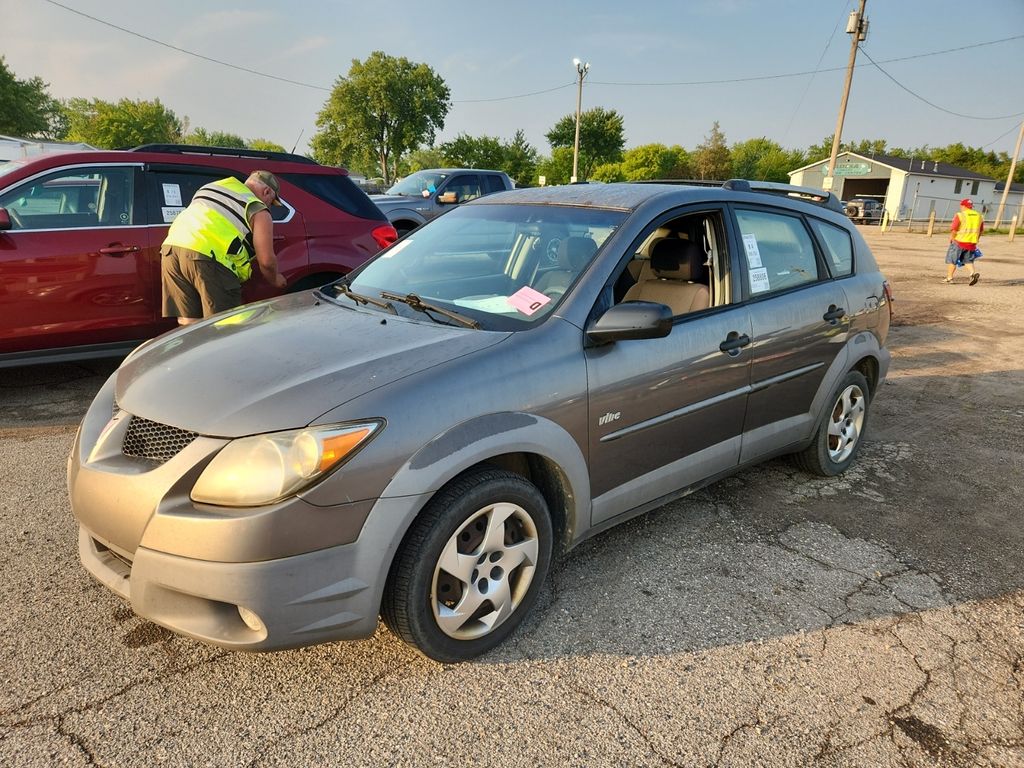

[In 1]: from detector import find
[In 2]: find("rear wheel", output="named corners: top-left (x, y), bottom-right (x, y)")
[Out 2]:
top-left (382, 468), bottom-right (552, 663)
top-left (793, 370), bottom-right (870, 476)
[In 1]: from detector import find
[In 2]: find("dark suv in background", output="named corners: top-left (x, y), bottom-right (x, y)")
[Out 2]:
top-left (370, 168), bottom-right (514, 235)
top-left (0, 145), bottom-right (397, 367)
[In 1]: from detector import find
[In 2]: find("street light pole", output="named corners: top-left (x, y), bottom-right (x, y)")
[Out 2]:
top-left (824, 0), bottom-right (868, 193)
top-left (572, 57), bottom-right (589, 183)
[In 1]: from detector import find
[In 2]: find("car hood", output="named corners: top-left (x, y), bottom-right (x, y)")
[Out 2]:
top-left (115, 293), bottom-right (509, 437)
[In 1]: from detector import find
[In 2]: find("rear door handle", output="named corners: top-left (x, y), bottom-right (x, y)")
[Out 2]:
top-left (98, 245), bottom-right (141, 256)
top-left (719, 331), bottom-right (751, 356)
top-left (823, 305), bottom-right (846, 324)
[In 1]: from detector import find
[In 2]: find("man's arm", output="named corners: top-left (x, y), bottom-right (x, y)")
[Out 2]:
top-left (950, 212), bottom-right (960, 242)
top-left (251, 209), bottom-right (286, 288)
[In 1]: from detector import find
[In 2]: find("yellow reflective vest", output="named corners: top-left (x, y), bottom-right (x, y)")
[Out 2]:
top-left (953, 208), bottom-right (982, 246)
top-left (163, 177), bottom-right (267, 281)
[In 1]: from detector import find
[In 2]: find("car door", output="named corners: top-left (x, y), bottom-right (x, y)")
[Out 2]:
top-left (144, 165), bottom-right (305, 303)
top-left (585, 206), bottom-right (752, 526)
top-left (729, 206), bottom-right (851, 463)
top-left (0, 163), bottom-right (162, 355)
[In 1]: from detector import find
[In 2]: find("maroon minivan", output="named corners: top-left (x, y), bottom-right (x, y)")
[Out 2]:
top-left (0, 145), bottom-right (397, 367)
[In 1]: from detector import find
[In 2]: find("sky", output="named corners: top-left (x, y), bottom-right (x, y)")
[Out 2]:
top-left (3, 0), bottom-right (1023, 164)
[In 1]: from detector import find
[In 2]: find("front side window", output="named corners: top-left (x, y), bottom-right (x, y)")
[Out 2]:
top-left (735, 209), bottom-right (820, 295)
top-left (0, 166), bottom-right (136, 230)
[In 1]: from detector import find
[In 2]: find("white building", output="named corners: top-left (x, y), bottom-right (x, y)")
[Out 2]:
top-left (788, 151), bottom-right (1021, 224)
top-left (0, 135), bottom-right (96, 162)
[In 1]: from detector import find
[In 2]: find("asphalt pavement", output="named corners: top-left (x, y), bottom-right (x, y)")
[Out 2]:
top-left (0, 229), bottom-right (1021, 767)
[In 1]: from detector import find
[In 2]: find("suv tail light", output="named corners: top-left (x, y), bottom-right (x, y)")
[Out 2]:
top-left (371, 224), bottom-right (399, 251)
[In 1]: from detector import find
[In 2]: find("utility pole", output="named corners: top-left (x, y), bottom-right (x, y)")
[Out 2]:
top-left (572, 58), bottom-right (589, 184)
top-left (993, 119), bottom-right (1023, 229)
top-left (824, 0), bottom-right (868, 193)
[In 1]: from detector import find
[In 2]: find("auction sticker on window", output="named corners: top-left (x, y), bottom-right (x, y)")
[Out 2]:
top-left (749, 268), bottom-right (771, 293)
top-left (161, 206), bottom-right (184, 223)
top-left (507, 286), bottom-right (551, 316)
top-left (742, 233), bottom-right (763, 268)
top-left (162, 183), bottom-right (183, 207)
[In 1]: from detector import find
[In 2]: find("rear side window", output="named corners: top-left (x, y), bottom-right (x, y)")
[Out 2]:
top-left (735, 209), bottom-right (820, 295)
top-left (281, 173), bottom-right (385, 221)
top-left (484, 175), bottom-right (507, 194)
top-left (809, 219), bottom-right (854, 277)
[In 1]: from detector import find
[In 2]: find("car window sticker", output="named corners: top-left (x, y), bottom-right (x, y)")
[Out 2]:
top-left (381, 239), bottom-right (413, 258)
top-left (749, 267), bottom-right (771, 293)
top-left (162, 183), bottom-right (183, 207)
top-left (507, 286), bottom-right (551, 316)
top-left (742, 232), bottom-right (763, 268)
top-left (162, 206), bottom-right (183, 223)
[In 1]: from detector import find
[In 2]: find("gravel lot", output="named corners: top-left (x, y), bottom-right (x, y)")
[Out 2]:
top-left (1, 227), bottom-right (1022, 767)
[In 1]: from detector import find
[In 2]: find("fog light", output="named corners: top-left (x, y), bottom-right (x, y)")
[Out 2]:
top-left (237, 606), bottom-right (266, 633)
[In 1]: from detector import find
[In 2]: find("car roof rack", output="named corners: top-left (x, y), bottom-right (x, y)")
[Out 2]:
top-left (722, 179), bottom-right (843, 212)
top-left (128, 144), bottom-right (319, 165)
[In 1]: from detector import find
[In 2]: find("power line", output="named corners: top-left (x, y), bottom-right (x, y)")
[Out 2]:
top-left (39, 0), bottom-right (1024, 112)
top-left (857, 46), bottom-right (1024, 120)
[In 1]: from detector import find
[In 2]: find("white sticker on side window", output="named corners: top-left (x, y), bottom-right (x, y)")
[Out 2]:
top-left (381, 239), bottom-right (412, 258)
top-left (162, 183), bottom-right (183, 206)
top-left (749, 267), bottom-right (771, 293)
top-left (162, 206), bottom-right (184, 223)
top-left (742, 233), bottom-right (762, 268)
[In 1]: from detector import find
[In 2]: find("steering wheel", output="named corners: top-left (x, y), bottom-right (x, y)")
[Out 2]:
top-left (542, 288), bottom-right (565, 301)
top-left (5, 208), bottom-right (24, 229)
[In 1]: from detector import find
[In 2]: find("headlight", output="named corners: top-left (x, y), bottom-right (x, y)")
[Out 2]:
top-left (191, 422), bottom-right (382, 507)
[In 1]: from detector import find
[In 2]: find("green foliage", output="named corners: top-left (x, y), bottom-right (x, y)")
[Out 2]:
top-left (620, 143), bottom-right (680, 180)
top-left (0, 57), bottom-right (64, 138)
top-left (311, 51), bottom-right (450, 182)
top-left (731, 138), bottom-right (806, 182)
top-left (182, 128), bottom-right (246, 148)
top-left (402, 147), bottom-right (447, 174)
top-left (63, 97), bottom-right (182, 148)
top-left (693, 121), bottom-right (732, 181)
top-left (591, 162), bottom-right (625, 183)
top-left (545, 107), bottom-right (625, 180)
top-left (435, 129), bottom-right (539, 185)
top-left (536, 147), bottom-right (575, 186)
top-left (247, 138), bottom-right (287, 153)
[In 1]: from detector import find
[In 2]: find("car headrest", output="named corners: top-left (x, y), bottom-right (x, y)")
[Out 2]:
top-left (650, 238), bottom-right (705, 281)
top-left (557, 235), bottom-right (598, 270)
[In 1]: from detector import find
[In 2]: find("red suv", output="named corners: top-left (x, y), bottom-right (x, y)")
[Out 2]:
top-left (0, 144), bottom-right (397, 367)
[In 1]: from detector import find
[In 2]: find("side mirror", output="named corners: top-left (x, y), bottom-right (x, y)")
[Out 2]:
top-left (0, 209), bottom-right (11, 231)
top-left (437, 192), bottom-right (458, 205)
top-left (585, 301), bottom-right (673, 344)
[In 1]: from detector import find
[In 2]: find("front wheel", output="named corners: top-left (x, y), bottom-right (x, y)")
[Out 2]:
top-left (793, 370), bottom-right (871, 477)
top-left (382, 468), bottom-right (553, 662)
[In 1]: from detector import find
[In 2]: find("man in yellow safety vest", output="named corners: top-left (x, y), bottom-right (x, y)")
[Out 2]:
top-left (161, 170), bottom-right (287, 324)
top-left (942, 197), bottom-right (983, 285)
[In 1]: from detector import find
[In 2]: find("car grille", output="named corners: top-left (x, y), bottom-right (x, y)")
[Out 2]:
top-left (122, 415), bottom-right (199, 463)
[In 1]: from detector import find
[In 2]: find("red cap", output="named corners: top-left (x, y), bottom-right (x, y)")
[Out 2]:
top-left (960, 198), bottom-right (973, 208)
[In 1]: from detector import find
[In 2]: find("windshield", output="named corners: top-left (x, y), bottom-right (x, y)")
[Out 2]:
top-left (386, 170), bottom-right (449, 197)
top-left (343, 203), bottom-right (626, 331)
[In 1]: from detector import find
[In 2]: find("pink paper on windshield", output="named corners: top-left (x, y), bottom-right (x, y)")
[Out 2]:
top-left (507, 286), bottom-right (552, 316)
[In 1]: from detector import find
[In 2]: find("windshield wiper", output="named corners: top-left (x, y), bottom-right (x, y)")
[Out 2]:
top-left (333, 282), bottom-right (397, 313)
top-left (380, 291), bottom-right (480, 329)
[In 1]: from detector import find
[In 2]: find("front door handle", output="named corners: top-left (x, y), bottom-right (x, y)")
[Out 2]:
top-left (823, 305), bottom-right (846, 324)
top-left (98, 245), bottom-right (141, 256)
top-left (719, 331), bottom-right (751, 357)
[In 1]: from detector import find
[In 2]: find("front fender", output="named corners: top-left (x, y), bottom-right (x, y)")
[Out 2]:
top-left (381, 207), bottom-right (428, 228)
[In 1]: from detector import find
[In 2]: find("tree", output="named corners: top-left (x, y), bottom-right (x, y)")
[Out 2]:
top-left (437, 129), bottom-right (539, 185)
top-left (591, 162), bottom-right (625, 183)
top-left (0, 57), bottom-right (64, 138)
top-left (620, 143), bottom-right (679, 181)
top-left (545, 107), bottom-right (625, 180)
top-left (731, 138), bottom-right (806, 183)
top-left (63, 97), bottom-right (182, 148)
top-left (535, 147), bottom-right (575, 186)
top-left (693, 121), bottom-right (732, 181)
top-left (183, 128), bottom-right (246, 148)
top-left (247, 138), bottom-right (287, 153)
top-left (311, 51), bottom-right (450, 183)
top-left (402, 147), bottom-right (447, 175)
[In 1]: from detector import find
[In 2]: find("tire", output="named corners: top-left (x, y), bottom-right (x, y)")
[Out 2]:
top-left (381, 468), bottom-right (553, 663)
top-left (793, 370), bottom-right (871, 477)
top-left (394, 223), bottom-right (418, 238)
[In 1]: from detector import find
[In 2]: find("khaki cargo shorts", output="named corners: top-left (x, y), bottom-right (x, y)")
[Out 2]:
top-left (161, 246), bottom-right (242, 319)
